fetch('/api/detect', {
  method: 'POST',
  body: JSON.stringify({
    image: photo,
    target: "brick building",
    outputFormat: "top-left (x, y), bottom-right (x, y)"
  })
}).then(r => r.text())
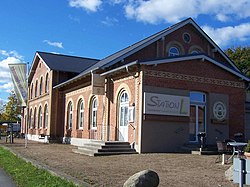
top-left (23, 18), bottom-right (250, 153)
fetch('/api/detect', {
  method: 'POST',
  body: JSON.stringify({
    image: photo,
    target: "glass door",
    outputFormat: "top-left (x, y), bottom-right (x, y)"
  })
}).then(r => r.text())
top-left (189, 105), bottom-right (206, 142)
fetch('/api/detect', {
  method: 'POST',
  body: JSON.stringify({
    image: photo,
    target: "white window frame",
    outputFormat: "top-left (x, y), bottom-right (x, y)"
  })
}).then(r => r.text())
top-left (169, 46), bottom-right (180, 56)
top-left (38, 106), bottom-right (43, 128)
top-left (67, 102), bottom-right (73, 129)
top-left (44, 105), bottom-right (48, 129)
top-left (40, 77), bottom-right (43, 95)
top-left (90, 97), bottom-right (97, 130)
top-left (78, 99), bottom-right (84, 129)
top-left (29, 109), bottom-right (33, 128)
top-left (119, 92), bottom-right (129, 127)
top-left (33, 108), bottom-right (37, 129)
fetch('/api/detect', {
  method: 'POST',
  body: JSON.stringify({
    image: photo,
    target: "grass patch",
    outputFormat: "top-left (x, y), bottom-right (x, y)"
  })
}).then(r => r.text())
top-left (0, 146), bottom-right (80, 187)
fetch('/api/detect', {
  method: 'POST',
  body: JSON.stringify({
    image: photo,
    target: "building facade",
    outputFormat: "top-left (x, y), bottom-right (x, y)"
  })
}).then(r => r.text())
top-left (23, 18), bottom-right (250, 153)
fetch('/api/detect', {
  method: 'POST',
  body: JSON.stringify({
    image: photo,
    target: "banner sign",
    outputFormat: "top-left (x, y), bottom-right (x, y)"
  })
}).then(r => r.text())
top-left (8, 63), bottom-right (27, 106)
top-left (144, 92), bottom-right (190, 116)
top-left (91, 73), bottom-right (105, 95)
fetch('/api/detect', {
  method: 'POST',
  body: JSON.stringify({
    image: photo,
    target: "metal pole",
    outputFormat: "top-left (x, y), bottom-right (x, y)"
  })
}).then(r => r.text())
top-left (239, 158), bottom-right (245, 187)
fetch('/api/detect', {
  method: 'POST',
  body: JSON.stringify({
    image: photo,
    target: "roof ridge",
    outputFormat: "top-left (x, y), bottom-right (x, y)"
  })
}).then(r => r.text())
top-left (37, 51), bottom-right (100, 61)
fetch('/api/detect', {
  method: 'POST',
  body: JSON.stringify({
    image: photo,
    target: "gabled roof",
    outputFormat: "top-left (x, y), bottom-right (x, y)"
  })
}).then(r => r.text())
top-left (36, 51), bottom-right (99, 73)
top-left (55, 17), bottom-right (246, 88)
top-left (28, 51), bottom-right (99, 83)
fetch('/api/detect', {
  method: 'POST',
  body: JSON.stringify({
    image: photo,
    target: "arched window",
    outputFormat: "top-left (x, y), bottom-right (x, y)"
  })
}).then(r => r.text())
top-left (38, 106), bottom-right (43, 128)
top-left (29, 109), bottom-right (33, 128)
top-left (90, 97), bottom-right (97, 129)
top-left (35, 80), bottom-right (38, 97)
top-left (44, 104), bottom-right (48, 128)
top-left (45, 73), bottom-right (49, 93)
top-left (119, 91), bottom-right (129, 127)
top-left (168, 47), bottom-right (180, 56)
top-left (118, 91), bottom-right (129, 141)
top-left (67, 102), bottom-right (73, 129)
top-left (30, 83), bottom-right (33, 99)
top-left (40, 77), bottom-right (43, 95)
top-left (77, 99), bottom-right (84, 129)
top-left (33, 107), bottom-right (37, 128)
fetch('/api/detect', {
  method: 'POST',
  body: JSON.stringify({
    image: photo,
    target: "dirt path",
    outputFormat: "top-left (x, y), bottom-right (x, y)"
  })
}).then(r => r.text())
top-left (0, 138), bottom-right (236, 187)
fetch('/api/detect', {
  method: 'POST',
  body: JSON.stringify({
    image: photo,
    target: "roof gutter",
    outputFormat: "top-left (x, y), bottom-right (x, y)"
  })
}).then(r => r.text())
top-left (100, 60), bottom-right (138, 77)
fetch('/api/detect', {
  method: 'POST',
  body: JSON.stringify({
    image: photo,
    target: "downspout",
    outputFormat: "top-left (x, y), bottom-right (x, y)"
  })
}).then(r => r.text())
top-left (125, 65), bottom-right (138, 149)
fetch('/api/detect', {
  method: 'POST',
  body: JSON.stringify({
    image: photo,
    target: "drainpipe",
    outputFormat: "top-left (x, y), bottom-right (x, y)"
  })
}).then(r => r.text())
top-left (126, 65), bottom-right (138, 149)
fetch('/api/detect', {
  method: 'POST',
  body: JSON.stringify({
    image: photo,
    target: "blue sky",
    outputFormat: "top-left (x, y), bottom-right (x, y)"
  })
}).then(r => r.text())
top-left (0, 0), bottom-right (250, 104)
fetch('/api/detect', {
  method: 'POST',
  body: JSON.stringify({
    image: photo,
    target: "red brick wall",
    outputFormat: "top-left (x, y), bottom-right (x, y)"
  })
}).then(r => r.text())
top-left (143, 59), bottom-right (246, 138)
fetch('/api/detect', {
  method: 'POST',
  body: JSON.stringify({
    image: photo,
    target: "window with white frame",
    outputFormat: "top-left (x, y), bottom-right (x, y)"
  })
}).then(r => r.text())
top-left (29, 109), bottom-right (33, 128)
top-left (35, 80), bottom-right (38, 97)
top-left (40, 77), bottom-right (43, 95)
top-left (67, 102), bottom-right (73, 129)
top-left (168, 46), bottom-right (180, 56)
top-left (77, 99), bottom-right (84, 129)
top-left (38, 106), bottom-right (43, 128)
top-left (45, 73), bottom-right (49, 93)
top-left (30, 83), bottom-right (33, 99)
top-left (90, 97), bottom-right (97, 129)
top-left (33, 108), bottom-right (37, 128)
top-left (119, 91), bottom-right (129, 127)
top-left (44, 105), bottom-right (48, 128)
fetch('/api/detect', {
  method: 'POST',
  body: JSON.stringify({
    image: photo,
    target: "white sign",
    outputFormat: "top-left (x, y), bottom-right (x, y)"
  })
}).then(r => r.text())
top-left (144, 92), bottom-right (190, 116)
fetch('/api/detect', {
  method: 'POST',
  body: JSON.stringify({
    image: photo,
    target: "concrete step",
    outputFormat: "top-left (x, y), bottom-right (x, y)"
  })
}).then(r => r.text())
top-left (73, 141), bottom-right (138, 156)
top-left (72, 148), bottom-right (96, 156)
top-left (98, 147), bottom-right (137, 152)
top-left (94, 151), bottom-right (138, 156)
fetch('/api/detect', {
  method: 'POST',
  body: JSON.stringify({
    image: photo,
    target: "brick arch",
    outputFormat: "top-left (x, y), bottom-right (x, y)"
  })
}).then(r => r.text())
top-left (166, 41), bottom-right (185, 56)
top-left (114, 83), bottom-right (132, 105)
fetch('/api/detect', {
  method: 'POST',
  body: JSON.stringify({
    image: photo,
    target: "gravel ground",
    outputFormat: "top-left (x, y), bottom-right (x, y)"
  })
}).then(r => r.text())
top-left (0, 138), bottom-right (237, 187)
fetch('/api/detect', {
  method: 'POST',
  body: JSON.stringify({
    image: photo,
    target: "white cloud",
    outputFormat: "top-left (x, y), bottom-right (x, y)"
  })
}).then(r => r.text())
top-left (69, 0), bottom-right (102, 12)
top-left (43, 40), bottom-right (64, 49)
top-left (202, 23), bottom-right (250, 47)
top-left (123, 0), bottom-right (250, 24)
top-left (0, 50), bottom-right (25, 98)
top-left (101, 16), bottom-right (119, 26)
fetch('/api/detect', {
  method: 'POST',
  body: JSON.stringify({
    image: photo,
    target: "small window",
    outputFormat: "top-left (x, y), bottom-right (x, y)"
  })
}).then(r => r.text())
top-left (30, 83), bottom-right (33, 99)
top-left (169, 47), bottom-right (180, 56)
top-left (190, 92), bottom-right (206, 103)
top-left (77, 99), bottom-right (84, 129)
top-left (44, 105), bottom-right (48, 128)
top-left (183, 33), bottom-right (191, 43)
top-left (191, 50), bottom-right (200, 54)
top-left (35, 80), bottom-right (38, 97)
top-left (90, 97), bottom-right (97, 129)
top-left (33, 107), bottom-right (37, 128)
top-left (67, 102), bottom-right (73, 129)
top-left (38, 106), bottom-right (43, 128)
top-left (40, 77), bottom-right (43, 95)
top-left (29, 109), bottom-right (33, 128)
top-left (45, 73), bottom-right (49, 93)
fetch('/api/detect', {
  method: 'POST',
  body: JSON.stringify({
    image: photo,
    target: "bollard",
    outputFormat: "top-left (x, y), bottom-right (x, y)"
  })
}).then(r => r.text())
top-left (239, 158), bottom-right (245, 187)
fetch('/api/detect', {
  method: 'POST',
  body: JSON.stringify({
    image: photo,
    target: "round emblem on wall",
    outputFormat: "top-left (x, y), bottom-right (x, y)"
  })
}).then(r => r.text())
top-left (213, 101), bottom-right (227, 121)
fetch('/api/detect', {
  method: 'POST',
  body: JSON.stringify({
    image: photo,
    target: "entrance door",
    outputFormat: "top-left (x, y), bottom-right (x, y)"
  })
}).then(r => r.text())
top-left (118, 91), bottom-right (129, 142)
top-left (189, 105), bottom-right (206, 142)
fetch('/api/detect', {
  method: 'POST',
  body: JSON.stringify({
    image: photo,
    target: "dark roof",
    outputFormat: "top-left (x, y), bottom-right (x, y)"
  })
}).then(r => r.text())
top-left (54, 17), bottom-right (245, 88)
top-left (37, 51), bottom-right (99, 73)
top-left (79, 18), bottom-right (189, 76)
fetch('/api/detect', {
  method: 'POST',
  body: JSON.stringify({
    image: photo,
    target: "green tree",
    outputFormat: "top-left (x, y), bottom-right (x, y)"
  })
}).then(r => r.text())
top-left (225, 46), bottom-right (250, 76)
top-left (1, 91), bottom-right (21, 122)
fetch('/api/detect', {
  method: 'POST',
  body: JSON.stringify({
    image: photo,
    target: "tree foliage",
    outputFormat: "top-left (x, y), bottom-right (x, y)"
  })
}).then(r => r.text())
top-left (0, 91), bottom-right (21, 122)
top-left (225, 46), bottom-right (250, 76)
